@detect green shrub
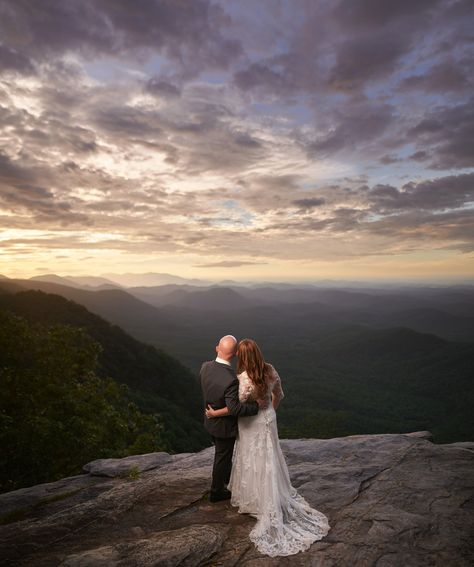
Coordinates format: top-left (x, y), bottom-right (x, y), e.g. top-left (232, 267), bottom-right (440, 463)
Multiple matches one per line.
top-left (0, 310), bottom-right (168, 493)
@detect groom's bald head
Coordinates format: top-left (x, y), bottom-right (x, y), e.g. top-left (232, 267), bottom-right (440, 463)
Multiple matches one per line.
top-left (216, 334), bottom-right (237, 361)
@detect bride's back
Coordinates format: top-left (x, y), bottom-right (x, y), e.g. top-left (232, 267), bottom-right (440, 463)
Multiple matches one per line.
top-left (237, 363), bottom-right (283, 407)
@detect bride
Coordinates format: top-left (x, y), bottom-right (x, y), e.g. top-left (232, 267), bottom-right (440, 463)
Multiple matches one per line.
top-left (205, 338), bottom-right (330, 557)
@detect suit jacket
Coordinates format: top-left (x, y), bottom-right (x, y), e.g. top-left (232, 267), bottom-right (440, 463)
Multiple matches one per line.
top-left (199, 360), bottom-right (259, 438)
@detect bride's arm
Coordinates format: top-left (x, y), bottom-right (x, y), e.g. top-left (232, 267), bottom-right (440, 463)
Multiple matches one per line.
top-left (271, 366), bottom-right (285, 410)
top-left (238, 372), bottom-right (253, 402)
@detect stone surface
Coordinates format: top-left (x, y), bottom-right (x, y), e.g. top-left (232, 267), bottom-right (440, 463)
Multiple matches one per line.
top-left (82, 451), bottom-right (178, 477)
top-left (1, 432), bottom-right (473, 566)
top-left (59, 524), bottom-right (227, 567)
top-left (0, 474), bottom-right (111, 517)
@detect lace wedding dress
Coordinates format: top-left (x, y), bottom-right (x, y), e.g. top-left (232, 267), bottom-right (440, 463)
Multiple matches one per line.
top-left (227, 365), bottom-right (330, 557)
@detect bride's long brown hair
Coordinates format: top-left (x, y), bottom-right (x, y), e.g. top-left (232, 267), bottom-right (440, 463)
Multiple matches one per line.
top-left (237, 339), bottom-right (271, 399)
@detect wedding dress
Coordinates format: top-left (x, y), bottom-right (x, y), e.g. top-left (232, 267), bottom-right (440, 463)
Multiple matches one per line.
top-left (227, 365), bottom-right (330, 557)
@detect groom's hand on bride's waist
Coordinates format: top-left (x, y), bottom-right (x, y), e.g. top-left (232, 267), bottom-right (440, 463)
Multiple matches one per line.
top-left (205, 404), bottom-right (218, 418)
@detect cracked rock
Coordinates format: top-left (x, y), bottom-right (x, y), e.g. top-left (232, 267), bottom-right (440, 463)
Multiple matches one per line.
top-left (1, 432), bottom-right (473, 566)
top-left (59, 524), bottom-right (227, 567)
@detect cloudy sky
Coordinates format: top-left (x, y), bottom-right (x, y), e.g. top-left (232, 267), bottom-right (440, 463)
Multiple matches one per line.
top-left (0, 0), bottom-right (473, 282)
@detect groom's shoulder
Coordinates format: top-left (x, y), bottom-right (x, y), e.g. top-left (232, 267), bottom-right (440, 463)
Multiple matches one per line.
top-left (200, 360), bottom-right (235, 379)
top-left (200, 360), bottom-right (214, 373)
top-left (200, 360), bottom-right (222, 376)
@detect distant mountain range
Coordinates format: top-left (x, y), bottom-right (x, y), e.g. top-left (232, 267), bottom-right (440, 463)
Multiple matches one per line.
top-left (1, 273), bottom-right (473, 443)
top-left (0, 277), bottom-right (179, 340)
top-left (130, 285), bottom-right (260, 310)
top-left (1, 274), bottom-right (473, 343)
top-left (28, 274), bottom-right (121, 290)
top-left (102, 272), bottom-right (213, 287)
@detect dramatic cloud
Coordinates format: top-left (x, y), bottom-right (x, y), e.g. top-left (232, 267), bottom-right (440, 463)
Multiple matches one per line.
top-left (0, 0), bottom-right (472, 280)
top-left (292, 198), bottom-right (326, 210)
top-left (0, 0), bottom-right (241, 77)
top-left (407, 99), bottom-right (474, 170)
top-left (368, 173), bottom-right (474, 212)
top-left (307, 100), bottom-right (395, 157)
top-left (399, 60), bottom-right (471, 93)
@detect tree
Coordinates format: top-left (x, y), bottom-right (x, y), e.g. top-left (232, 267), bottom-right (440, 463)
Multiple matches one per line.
top-left (0, 310), bottom-right (168, 493)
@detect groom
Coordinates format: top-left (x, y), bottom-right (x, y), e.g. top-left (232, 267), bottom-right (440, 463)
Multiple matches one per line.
top-left (199, 334), bottom-right (259, 502)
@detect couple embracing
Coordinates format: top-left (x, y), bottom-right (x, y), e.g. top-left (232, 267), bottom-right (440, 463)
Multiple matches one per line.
top-left (199, 335), bottom-right (330, 557)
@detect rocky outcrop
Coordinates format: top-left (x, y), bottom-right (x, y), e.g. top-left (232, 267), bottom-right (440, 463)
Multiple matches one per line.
top-left (82, 452), bottom-right (187, 477)
top-left (1, 432), bottom-right (473, 566)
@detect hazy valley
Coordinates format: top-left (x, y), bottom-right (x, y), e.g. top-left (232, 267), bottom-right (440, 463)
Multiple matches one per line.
top-left (1, 274), bottom-right (473, 478)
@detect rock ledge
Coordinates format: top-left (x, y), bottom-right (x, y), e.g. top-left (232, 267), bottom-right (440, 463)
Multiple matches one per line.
top-left (1, 432), bottom-right (473, 566)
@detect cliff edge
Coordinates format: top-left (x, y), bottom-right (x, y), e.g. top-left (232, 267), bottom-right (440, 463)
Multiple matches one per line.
top-left (1, 432), bottom-right (473, 566)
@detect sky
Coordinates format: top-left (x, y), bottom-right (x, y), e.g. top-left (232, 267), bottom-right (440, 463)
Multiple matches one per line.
top-left (0, 0), bottom-right (473, 283)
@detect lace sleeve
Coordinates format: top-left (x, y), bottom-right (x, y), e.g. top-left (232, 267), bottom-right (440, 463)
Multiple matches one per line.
top-left (271, 366), bottom-right (285, 406)
top-left (238, 372), bottom-right (254, 402)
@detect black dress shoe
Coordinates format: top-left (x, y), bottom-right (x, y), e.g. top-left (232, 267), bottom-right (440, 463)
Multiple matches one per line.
top-left (209, 489), bottom-right (232, 503)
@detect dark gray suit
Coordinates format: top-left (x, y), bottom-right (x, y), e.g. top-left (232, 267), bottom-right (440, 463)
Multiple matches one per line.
top-left (200, 360), bottom-right (258, 495)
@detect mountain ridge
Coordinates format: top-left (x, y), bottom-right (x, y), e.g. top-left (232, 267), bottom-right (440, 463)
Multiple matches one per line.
top-left (1, 278), bottom-right (472, 443)
top-left (0, 288), bottom-right (209, 454)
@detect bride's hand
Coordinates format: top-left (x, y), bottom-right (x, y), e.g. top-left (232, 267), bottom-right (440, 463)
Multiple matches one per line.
top-left (205, 404), bottom-right (217, 418)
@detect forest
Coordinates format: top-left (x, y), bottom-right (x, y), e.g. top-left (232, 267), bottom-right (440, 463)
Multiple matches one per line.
top-left (1, 279), bottom-right (473, 493)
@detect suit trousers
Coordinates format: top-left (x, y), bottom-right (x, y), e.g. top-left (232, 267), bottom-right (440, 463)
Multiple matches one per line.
top-left (211, 435), bottom-right (236, 494)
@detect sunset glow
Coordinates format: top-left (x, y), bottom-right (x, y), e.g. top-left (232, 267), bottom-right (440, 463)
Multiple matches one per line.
top-left (0, 0), bottom-right (473, 282)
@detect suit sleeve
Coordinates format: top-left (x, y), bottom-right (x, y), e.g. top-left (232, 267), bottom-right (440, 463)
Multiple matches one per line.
top-left (224, 379), bottom-right (258, 417)
top-left (198, 363), bottom-right (205, 394)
